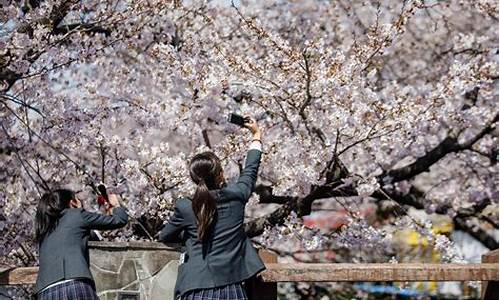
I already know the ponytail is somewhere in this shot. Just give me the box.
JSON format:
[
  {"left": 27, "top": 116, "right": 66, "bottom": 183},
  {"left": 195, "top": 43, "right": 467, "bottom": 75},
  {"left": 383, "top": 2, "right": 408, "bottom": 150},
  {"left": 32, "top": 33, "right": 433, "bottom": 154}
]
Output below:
[
  {"left": 189, "top": 152, "right": 223, "bottom": 242},
  {"left": 35, "top": 189, "right": 75, "bottom": 243},
  {"left": 192, "top": 179, "right": 217, "bottom": 242}
]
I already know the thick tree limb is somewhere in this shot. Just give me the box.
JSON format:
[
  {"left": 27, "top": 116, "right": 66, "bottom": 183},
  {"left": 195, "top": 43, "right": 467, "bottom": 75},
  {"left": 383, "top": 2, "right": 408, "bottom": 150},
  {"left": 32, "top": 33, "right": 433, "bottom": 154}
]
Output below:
[
  {"left": 383, "top": 112, "right": 498, "bottom": 183},
  {"left": 246, "top": 116, "right": 499, "bottom": 249},
  {"left": 377, "top": 187, "right": 498, "bottom": 249},
  {"left": 454, "top": 216, "right": 499, "bottom": 250},
  {"left": 250, "top": 181, "right": 499, "bottom": 249},
  {"left": 246, "top": 184, "right": 356, "bottom": 237},
  {"left": 375, "top": 186, "right": 494, "bottom": 222},
  {"left": 254, "top": 185, "right": 294, "bottom": 204}
]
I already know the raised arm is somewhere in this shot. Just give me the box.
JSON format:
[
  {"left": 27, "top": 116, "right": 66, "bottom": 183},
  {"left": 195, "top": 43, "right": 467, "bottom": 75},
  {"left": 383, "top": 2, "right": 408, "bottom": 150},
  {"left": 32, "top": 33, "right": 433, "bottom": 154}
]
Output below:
[
  {"left": 236, "top": 147, "right": 262, "bottom": 200},
  {"left": 81, "top": 194, "right": 129, "bottom": 230},
  {"left": 81, "top": 207, "right": 128, "bottom": 230},
  {"left": 236, "top": 116, "right": 262, "bottom": 201},
  {"left": 158, "top": 198, "right": 186, "bottom": 243}
]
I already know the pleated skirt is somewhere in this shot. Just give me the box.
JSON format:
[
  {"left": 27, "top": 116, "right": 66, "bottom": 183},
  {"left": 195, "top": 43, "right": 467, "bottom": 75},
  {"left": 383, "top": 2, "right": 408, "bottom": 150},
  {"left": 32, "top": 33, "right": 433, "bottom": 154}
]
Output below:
[
  {"left": 37, "top": 279, "right": 99, "bottom": 300},
  {"left": 181, "top": 282, "right": 248, "bottom": 300}
]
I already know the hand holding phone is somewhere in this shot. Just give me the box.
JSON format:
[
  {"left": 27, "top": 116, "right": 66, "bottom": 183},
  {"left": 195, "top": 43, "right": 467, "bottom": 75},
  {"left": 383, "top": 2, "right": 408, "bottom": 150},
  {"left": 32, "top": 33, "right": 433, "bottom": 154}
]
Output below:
[
  {"left": 243, "top": 117, "right": 259, "bottom": 135},
  {"left": 228, "top": 113, "right": 260, "bottom": 139},
  {"left": 107, "top": 194, "right": 121, "bottom": 208},
  {"left": 228, "top": 113, "right": 251, "bottom": 127},
  {"left": 97, "top": 184, "right": 108, "bottom": 207}
]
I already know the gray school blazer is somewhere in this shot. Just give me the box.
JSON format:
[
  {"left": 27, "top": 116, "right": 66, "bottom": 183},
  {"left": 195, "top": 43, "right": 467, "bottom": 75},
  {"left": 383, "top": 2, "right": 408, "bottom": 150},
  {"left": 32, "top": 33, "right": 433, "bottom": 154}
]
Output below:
[
  {"left": 35, "top": 206, "right": 129, "bottom": 293},
  {"left": 159, "top": 149, "right": 266, "bottom": 299}
]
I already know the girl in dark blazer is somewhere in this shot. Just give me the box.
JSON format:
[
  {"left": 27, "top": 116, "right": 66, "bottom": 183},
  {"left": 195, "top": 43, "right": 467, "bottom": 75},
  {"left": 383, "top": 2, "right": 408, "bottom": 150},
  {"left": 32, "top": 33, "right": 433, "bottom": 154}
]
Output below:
[
  {"left": 159, "top": 117, "right": 265, "bottom": 300},
  {"left": 34, "top": 188, "right": 129, "bottom": 299}
]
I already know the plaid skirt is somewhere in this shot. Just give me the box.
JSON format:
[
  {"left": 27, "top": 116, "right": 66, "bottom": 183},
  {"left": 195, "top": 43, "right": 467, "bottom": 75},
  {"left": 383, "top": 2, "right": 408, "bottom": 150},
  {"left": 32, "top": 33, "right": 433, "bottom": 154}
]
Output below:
[
  {"left": 181, "top": 282, "right": 248, "bottom": 300},
  {"left": 37, "top": 279, "right": 99, "bottom": 300}
]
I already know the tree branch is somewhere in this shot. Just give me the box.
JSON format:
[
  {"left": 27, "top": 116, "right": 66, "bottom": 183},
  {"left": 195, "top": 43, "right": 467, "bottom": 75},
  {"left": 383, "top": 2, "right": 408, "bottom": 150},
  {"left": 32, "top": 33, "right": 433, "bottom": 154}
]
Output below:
[
  {"left": 52, "top": 23, "right": 111, "bottom": 35},
  {"left": 246, "top": 115, "right": 499, "bottom": 248},
  {"left": 383, "top": 112, "right": 498, "bottom": 183},
  {"left": 454, "top": 216, "right": 498, "bottom": 250},
  {"left": 2, "top": 0, "right": 104, "bottom": 91}
]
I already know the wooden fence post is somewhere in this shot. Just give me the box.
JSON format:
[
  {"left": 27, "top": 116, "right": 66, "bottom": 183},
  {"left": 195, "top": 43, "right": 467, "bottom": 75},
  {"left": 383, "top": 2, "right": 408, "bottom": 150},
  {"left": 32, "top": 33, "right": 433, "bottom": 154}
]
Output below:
[
  {"left": 245, "top": 249, "right": 278, "bottom": 300},
  {"left": 481, "top": 249, "right": 498, "bottom": 300}
]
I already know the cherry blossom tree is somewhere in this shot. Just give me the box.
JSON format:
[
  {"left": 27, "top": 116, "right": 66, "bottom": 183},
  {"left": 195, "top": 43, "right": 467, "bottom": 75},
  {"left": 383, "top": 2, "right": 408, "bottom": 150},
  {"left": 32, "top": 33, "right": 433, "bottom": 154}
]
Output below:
[{"left": 1, "top": 0, "right": 498, "bottom": 280}]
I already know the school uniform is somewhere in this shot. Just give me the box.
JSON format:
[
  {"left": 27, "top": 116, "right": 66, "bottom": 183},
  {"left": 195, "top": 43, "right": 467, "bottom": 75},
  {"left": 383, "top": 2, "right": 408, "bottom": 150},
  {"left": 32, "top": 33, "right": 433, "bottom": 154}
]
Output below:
[
  {"left": 35, "top": 206, "right": 129, "bottom": 299},
  {"left": 159, "top": 144, "right": 265, "bottom": 300},
  {"left": 36, "top": 279, "right": 99, "bottom": 300}
]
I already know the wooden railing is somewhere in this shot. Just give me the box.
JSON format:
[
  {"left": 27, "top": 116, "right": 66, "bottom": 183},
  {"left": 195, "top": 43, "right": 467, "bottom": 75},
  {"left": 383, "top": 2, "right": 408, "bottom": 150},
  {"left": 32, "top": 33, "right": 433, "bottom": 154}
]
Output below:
[
  {"left": 1, "top": 249, "right": 498, "bottom": 300},
  {"left": 245, "top": 249, "right": 499, "bottom": 300}
]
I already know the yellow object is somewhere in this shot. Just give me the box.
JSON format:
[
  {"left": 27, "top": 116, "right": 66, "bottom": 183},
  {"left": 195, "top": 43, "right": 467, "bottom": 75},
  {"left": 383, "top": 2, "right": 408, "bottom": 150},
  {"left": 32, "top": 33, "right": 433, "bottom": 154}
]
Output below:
[{"left": 392, "top": 216, "right": 454, "bottom": 294}]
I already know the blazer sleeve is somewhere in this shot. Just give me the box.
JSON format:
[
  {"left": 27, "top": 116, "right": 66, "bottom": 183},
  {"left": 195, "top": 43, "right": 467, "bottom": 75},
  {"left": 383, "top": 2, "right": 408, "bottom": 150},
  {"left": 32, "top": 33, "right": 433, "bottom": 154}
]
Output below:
[
  {"left": 236, "top": 148, "right": 262, "bottom": 201},
  {"left": 159, "top": 200, "right": 185, "bottom": 243},
  {"left": 81, "top": 206, "right": 129, "bottom": 230}
]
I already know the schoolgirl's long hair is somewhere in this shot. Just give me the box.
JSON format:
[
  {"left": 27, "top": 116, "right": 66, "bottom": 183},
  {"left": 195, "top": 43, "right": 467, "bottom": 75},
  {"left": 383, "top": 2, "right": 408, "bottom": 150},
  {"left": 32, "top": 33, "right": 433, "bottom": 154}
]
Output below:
[
  {"left": 35, "top": 189, "right": 75, "bottom": 243},
  {"left": 188, "top": 152, "right": 222, "bottom": 242}
]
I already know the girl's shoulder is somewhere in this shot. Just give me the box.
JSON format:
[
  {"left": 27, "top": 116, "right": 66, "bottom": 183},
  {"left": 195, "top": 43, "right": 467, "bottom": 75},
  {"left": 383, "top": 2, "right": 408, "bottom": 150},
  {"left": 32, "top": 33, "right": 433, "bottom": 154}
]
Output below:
[
  {"left": 176, "top": 197, "right": 191, "bottom": 203},
  {"left": 61, "top": 207, "right": 84, "bottom": 215},
  {"left": 175, "top": 197, "right": 192, "bottom": 209},
  {"left": 218, "top": 183, "right": 246, "bottom": 201},
  {"left": 59, "top": 208, "right": 86, "bottom": 225}
]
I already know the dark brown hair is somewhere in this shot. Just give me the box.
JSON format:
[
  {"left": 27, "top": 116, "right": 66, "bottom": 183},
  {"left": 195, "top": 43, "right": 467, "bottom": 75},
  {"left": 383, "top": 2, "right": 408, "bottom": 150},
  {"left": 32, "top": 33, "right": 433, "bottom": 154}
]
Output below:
[
  {"left": 35, "top": 189, "right": 75, "bottom": 243},
  {"left": 189, "top": 151, "right": 222, "bottom": 242}
]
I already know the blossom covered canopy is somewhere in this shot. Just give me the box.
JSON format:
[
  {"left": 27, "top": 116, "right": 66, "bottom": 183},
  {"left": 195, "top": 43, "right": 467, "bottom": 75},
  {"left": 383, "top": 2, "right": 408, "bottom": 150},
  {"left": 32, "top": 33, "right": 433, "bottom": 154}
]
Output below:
[{"left": 0, "top": 0, "right": 498, "bottom": 269}]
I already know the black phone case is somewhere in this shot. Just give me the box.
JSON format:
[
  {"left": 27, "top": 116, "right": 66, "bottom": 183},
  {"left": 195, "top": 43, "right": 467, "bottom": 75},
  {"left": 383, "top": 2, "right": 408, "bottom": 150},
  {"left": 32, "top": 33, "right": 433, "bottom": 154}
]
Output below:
[
  {"left": 228, "top": 113, "right": 246, "bottom": 126},
  {"left": 97, "top": 184, "right": 108, "bottom": 200}
]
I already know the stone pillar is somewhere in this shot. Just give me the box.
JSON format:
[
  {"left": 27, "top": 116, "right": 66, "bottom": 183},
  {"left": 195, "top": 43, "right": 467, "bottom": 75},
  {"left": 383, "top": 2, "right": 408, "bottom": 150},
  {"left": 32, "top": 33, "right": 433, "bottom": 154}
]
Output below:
[{"left": 88, "top": 241, "right": 182, "bottom": 300}]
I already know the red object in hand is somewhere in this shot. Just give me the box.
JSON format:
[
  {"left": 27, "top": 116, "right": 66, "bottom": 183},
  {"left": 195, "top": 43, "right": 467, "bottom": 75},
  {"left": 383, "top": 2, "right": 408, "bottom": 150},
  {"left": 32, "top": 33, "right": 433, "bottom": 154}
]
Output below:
[{"left": 97, "top": 195, "right": 108, "bottom": 206}]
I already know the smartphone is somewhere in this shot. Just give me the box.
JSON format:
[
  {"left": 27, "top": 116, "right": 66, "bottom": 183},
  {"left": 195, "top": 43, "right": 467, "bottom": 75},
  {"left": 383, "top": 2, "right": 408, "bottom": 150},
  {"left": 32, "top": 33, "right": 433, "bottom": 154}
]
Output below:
[
  {"left": 228, "top": 113, "right": 248, "bottom": 127},
  {"left": 97, "top": 184, "right": 108, "bottom": 206}
]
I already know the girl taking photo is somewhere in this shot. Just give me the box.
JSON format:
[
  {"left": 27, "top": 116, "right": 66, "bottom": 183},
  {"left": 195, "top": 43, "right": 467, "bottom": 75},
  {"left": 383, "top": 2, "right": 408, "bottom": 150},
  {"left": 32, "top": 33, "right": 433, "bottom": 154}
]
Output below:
[
  {"left": 34, "top": 188, "right": 129, "bottom": 299},
  {"left": 159, "top": 116, "right": 265, "bottom": 300}
]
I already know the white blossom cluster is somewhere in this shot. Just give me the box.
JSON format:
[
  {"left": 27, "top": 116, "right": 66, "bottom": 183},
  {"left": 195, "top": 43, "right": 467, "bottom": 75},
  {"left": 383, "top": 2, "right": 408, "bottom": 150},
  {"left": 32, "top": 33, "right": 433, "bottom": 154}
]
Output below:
[{"left": 259, "top": 212, "right": 326, "bottom": 252}]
